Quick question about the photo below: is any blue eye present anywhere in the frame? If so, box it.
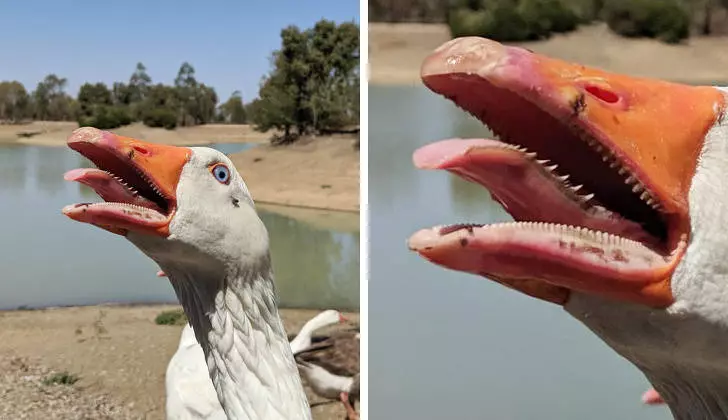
[211,164,230,184]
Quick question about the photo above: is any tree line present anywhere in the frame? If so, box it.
[0,18,360,144]
[370,0,728,44]
[0,63,248,130]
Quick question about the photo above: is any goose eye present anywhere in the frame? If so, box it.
[210,164,230,184]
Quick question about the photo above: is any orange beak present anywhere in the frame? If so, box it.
[411,37,727,308]
[62,127,191,237]
[422,37,725,242]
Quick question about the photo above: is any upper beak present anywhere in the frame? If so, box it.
[63,127,190,237]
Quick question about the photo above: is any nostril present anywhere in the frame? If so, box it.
[585,84,620,104]
[132,144,150,156]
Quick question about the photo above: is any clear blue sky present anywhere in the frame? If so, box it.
[0,0,359,102]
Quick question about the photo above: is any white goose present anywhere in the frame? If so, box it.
[165,310,347,419]
[62,127,312,419]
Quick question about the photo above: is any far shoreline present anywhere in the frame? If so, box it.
[0,121,361,214]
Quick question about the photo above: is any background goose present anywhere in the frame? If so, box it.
[407,37,728,420]
[166,310,348,419]
[294,328,360,416]
[62,127,312,419]
[295,327,359,379]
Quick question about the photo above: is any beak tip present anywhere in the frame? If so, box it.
[61,204,79,218]
[421,36,509,80]
[67,127,106,146]
[408,227,443,252]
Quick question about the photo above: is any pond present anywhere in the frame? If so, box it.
[368,84,667,420]
[0,142,359,311]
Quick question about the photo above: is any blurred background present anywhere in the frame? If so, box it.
[369,0,727,419]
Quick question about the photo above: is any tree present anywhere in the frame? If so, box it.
[112,82,132,106]
[78,82,112,109]
[128,62,152,103]
[219,91,247,124]
[248,72,297,141]
[32,74,76,121]
[0,81,30,123]
[249,19,360,143]
[76,82,131,130]
[174,62,198,126]
[140,84,179,129]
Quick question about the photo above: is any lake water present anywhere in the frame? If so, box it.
[0,142,359,311]
[368,85,668,419]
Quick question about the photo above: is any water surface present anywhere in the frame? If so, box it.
[0,143,359,311]
[369,85,668,419]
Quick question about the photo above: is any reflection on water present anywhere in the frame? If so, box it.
[0,143,358,311]
[369,85,667,420]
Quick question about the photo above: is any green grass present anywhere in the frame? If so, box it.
[155,309,188,326]
[42,371,80,386]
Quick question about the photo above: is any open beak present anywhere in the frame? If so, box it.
[62,127,190,237]
[408,37,726,308]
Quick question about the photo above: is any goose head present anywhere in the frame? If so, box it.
[62,126,266,274]
[316,309,349,326]
[408,37,728,419]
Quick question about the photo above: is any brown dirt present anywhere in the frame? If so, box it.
[369,22,728,85]
[0,305,360,420]
[0,122,271,146]
[230,135,360,213]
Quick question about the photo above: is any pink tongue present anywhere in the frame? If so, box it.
[412,138,653,245]
[413,138,507,169]
[64,168,159,210]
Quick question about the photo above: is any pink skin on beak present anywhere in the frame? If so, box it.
[642,388,664,405]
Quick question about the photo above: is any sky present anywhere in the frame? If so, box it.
[0,0,359,102]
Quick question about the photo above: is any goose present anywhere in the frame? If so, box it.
[62,127,312,419]
[295,328,360,380]
[295,357,360,419]
[294,328,360,413]
[165,310,347,420]
[407,37,728,420]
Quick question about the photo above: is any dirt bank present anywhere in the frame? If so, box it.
[0,305,360,420]
[369,22,728,85]
[230,135,360,213]
[0,121,270,146]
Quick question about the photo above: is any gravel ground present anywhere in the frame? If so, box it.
[0,306,359,420]
[0,356,142,420]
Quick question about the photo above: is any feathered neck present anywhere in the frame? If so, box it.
[565,110,728,420]
[290,312,332,353]
[154,249,312,420]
